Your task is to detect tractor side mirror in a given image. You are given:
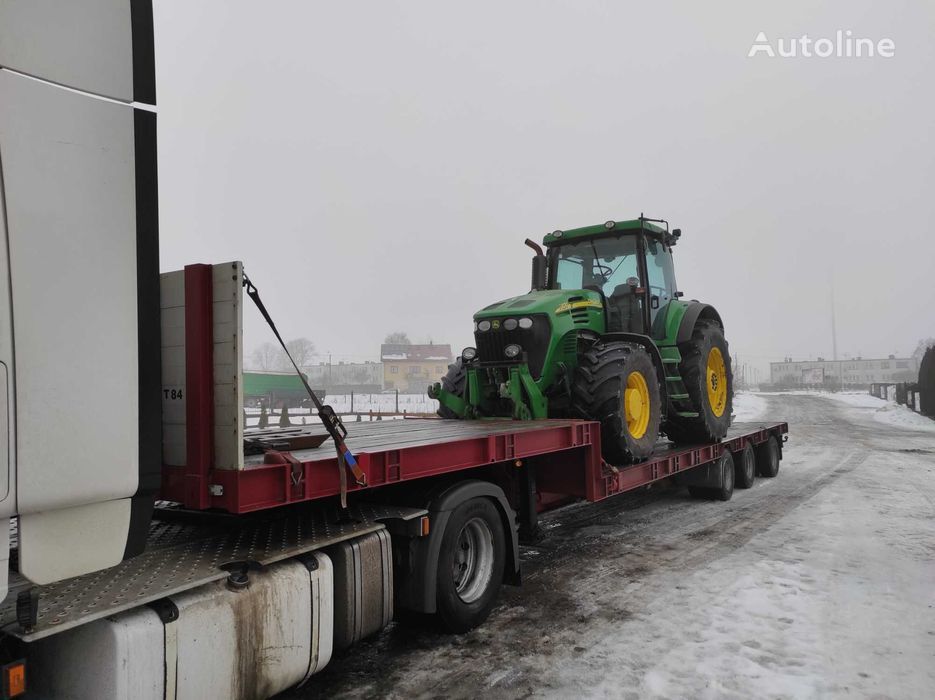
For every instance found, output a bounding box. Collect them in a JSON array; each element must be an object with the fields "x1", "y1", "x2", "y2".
[{"x1": 525, "y1": 239, "x2": 548, "y2": 291}]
